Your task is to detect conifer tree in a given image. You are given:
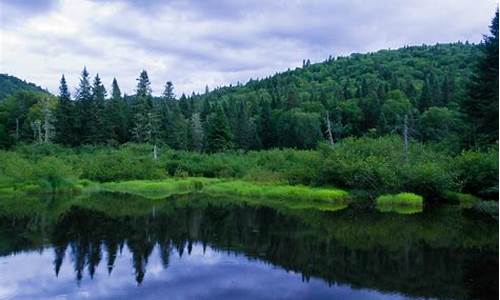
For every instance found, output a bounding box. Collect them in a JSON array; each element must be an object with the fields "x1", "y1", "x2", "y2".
[
  {"x1": 74, "y1": 67, "x2": 92, "y2": 144},
  {"x1": 162, "y1": 81, "x2": 175, "y2": 101},
  {"x1": 206, "y1": 105, "x2": 232, "y2": 152},
  {"x1": 106, "y1": 78, "x2": 128, "y2": 143},
  {"x1": 89, "y1": 74, "x2": 106, "y2": 143},
  {"x1": 462, "y1": 9, "x2": 499, "y2": 145},
  {"x1": 132, "y1": 70, "x2": 156, "y2": 143},
  {"x1": 55, "y1": 75, "x2": 74, "y2": 145}
]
